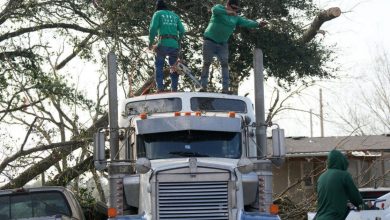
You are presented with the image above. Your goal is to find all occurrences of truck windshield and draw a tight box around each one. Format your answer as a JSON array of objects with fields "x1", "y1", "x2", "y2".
[
  {"x1": 0, "y1": 191, "x2": 72, "y2": 219},
  {"x1": 137, "y1": 130, "x2": 241, "y2": 159},
  {"x1": 191, "y1": 97, "x2": 247, "y2": 113},
  {"x1": 126, "y1": 98, "x2": 182, "y2": 116}
]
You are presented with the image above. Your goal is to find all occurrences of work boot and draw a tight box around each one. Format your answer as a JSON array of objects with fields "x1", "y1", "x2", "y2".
[
  {"x1": 199, "y1": 87, "x2": 207, "y2": 92},
  {"x1": 222, "y1": 89, "x2": 232, "y2": 95}
]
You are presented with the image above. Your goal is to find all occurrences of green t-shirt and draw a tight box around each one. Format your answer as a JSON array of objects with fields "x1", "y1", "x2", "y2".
[
  {"x1": 204, "y1": 4, "x2": 259, "y2": 43},
  {"x1": 149, "y1": 10, "x2": 185, "y2": 49}
]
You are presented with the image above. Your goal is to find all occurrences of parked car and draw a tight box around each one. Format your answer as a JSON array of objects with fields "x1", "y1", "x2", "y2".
[{"x1": 0, "y1": 186, "x2": 86, "y2": 220}]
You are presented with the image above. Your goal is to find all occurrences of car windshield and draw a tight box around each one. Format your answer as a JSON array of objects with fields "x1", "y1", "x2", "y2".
[
  {"x1": 137, "y1": 130, "x2": 241, "y2": 159},
  {"x1": 0, "y1": 191, "x2": 72, "y2": 219}
]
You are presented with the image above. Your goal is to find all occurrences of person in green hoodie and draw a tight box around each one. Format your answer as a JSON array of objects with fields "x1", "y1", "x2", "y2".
[
  {"x1": 200, "y1": 0, "x2": 267, "y2": 94},
  {"x1": 149, "y1": 0, "x2": 185, "y2": 93},
  {"x1": 315, "y1": 149, "x2": 363, "y2": 220}
]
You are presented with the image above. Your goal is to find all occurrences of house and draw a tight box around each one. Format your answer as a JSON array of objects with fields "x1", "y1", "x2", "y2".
[{"x1": 270, "y1": 135, "x2": 390, "y2": 201}]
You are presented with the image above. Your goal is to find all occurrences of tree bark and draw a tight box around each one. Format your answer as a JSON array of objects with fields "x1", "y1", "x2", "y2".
[
  {"x1": 45, "y1": 155, "x2": 94, "y2": 186},
  {"x1": 300, "y1": 7, "x2": 341, "y2": 43}
]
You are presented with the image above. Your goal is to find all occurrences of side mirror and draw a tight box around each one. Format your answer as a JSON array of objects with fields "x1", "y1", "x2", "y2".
[
  {"x1": 135, "y1": 158, "x2": 152, "y2": 174},
  {"x1": 272, "y1": 128, "x2": 285, "y2": 158},
  {"x1": 237, "y1": 157, "x2": 254, "y2": 174},
  {"x1": 94, "y1": 130, "x2": 107, "y2": 171}
]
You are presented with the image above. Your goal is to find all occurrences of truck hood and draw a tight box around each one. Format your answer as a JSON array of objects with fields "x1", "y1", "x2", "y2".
[{"x1": 150, "y1": 157, "x2": 239, "y2": 173}]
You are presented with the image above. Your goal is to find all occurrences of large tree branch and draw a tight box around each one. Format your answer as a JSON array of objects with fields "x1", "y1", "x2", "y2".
[
  {"x1": 300, "y1": 7, "x2": 341, "y2": 43},
  {"x1": 0, "y1": 0, "x2": 23, "y2": 26},
  {"x1": 0, "y1": 97, "x2": 47, "y2": 120},
  {"x1": 55, "y1": 33, "x2": 94, "y2": 70},
  {"x1": 0, "y1": 114, "x2": 108, "y2": 189},
  {"x1": 1, "y1": 73, "x2": 155, "y2": 188},
  {"x1": 0, "y1": 140, "x2": 90, "y2": 178},
  {"x1": 0, "y1": 23, "x2": 99, "y2": 43},
  {"x1": 46, "y1": 149, "x2": 110, "y2": 187},
  {"x1": 0, "y1": 50, "x2": 36, "y2": 61},
  {"x1": 45, "y1": 155, "x2": 94, "y2": 186}
]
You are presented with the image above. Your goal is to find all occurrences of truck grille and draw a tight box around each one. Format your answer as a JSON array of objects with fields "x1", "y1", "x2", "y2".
[{"x1": 158, "y1": 181, "x2": 229, "y2": 220}]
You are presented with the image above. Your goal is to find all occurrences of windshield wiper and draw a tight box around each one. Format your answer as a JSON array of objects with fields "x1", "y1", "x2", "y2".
[{"x1": 169, "y1": 151, "x2": 209, "y2": 157}]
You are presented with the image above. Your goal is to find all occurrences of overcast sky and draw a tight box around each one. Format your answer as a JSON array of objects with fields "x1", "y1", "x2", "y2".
[{"x1": 239, "y1": 0, "x2": 390, "y2": 137}]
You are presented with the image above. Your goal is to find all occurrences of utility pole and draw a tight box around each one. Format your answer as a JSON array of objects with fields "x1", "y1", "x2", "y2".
[
  {"x1": 319, "y1": 89, "x2": 324, "y2": 137},
  {"x1": 310, "y1": 109, "x2": 313, "y2": 138}
]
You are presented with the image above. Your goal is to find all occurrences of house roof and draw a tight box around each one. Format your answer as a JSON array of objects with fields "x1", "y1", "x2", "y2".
[{"x1": 272, "y1": 134, "x2": 390, "y2": 155}]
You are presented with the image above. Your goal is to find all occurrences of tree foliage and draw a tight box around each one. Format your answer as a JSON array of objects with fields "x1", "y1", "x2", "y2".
[{"x1": 0, "y1": 0, "x2": 340, "y2": 196}]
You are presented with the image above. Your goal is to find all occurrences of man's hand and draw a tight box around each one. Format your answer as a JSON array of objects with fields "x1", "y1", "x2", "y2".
[
  {"x1": 259, "y1": 20, "x2": 268, "y2": 28},
  {"x1": 148, "y1": 44, "x2": 157, "y2": 52}
]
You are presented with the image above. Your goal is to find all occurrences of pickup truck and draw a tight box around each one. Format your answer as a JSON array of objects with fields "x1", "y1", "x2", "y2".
[
  {"x1": 308, "y1": 188, "x2": 390, "y2": 220},
  {"x1": 0, "y1": 186, "x2": 86, "y2": 220}
]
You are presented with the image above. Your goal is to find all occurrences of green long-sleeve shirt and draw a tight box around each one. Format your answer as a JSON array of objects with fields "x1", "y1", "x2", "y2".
[
  {"x1": 315, "y1": 150, "x2": 363, "y2": 220},
  {"x1": 149, "y1": 10, "x2": 185, "y2": 49},
  {"x1": 204, "y1": 4, "x2": 259, "y2": 43}
]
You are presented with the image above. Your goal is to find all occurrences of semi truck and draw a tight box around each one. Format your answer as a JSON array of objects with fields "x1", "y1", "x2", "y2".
[{"x1": 94, "y1": 49, "x2": 285, "y2": 220}]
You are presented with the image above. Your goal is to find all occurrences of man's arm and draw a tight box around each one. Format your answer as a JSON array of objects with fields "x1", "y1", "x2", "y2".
[
  {"x1": 237, "y1": 16, "x2": 260, "y2": 29},
  {"x1": 149, "y1": 12, "x2": 160, "y2": 47},
  {"x1": 237, "y1": 17, "x2": 268, "y2": 29},
  {"x1": 344, "y1": 173, "x2": 363, "y2": 207}
]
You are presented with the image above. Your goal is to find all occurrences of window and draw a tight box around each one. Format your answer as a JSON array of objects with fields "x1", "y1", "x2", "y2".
[
  {"x1": 0, "y1": 191, "x2": 72, "y2": 219},
  {"x1": 126, "y1": 98, "x2": 182, "y2": 116},
  {"x1": 302, "y1": 161, "x2": 314, "y2": 188},
  {"x1": 137, "y1": 130, "x2": 241, "y2": 159},
  {"x1": 191, "y1": 97, "x2": 247, "y2": 113}
]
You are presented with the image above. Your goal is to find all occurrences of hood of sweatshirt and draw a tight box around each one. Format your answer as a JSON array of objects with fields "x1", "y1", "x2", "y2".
[{"x1": 327, "y1": 149, "x2": 349, "y2": 170}]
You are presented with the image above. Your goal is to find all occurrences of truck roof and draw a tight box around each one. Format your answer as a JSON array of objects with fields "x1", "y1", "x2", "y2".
[
  {"x1": 123, "y1": 91, "x2": 253, "y2": 103},
  {"x1": 119, "y1": 92, "x2": 255, "y2": 127},
  {"x1": 0, "y1": 186, "x2": 70, "y2": 195}
]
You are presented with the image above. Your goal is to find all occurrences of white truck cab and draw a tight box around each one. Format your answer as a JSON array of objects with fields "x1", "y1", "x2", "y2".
[{"x1": 95, "y1": 92, "x2": 285, "y2": 220}]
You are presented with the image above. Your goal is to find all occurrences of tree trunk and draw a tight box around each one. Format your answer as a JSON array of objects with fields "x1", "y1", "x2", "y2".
[{"x1": 300, "y1": 7, "x2": 341, "y2": 43}]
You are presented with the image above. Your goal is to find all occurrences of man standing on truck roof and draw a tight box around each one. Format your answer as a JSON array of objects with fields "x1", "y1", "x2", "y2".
[
  {"x1": 149, "y1": 0, "x2": 185, "y2": 93},
  {"x1": 315, "y1": 149, "x2": 363, "y2": 220},
  {"x1": 200, "y1": 0, "x2": 267, "y2": 94}
]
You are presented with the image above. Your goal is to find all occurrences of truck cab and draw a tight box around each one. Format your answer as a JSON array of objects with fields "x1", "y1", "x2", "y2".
[{"x1": 95, "y1": 92, "x2": 284, "y2": 220}]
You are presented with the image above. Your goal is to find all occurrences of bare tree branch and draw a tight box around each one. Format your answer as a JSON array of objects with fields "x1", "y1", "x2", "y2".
[
  {"x1": 0, "y1": 114, "x2": 107, "y2": 189},
  {"x1": 0, "y1": 140, "x2": 90, "y2": 176},
  {"x1": 45, "y1": 155, "x2": 94, "y2": 186},
  {"x1": 55, "y1": 34, "x2": 94, "y2": 70},
  {"x1": 0, "y1": 50, "x2": 36, "y2": 61},
  {"x1": 0, "y1": 0, "x2": 23, "y2": 26},
  {"x1": 0, "y1": 23, "x2": 99, "y2": 43}
]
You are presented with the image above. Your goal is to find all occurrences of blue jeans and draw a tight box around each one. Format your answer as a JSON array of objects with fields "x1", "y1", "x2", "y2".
[
  {"x1": 201, "y1": 39, "x2": 229, "y2": 91},
  {"x1": 155, "y1": 46, "x2": 179, "y2": 91}
]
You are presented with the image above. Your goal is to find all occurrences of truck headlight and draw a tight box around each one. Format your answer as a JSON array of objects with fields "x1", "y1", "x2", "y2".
[
  {"x1": 237, "y1": 158, "x2": 254, "y2": 174},
  {"x1": 135, "y1": 157, "x2": 151, "y2": 174}
]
